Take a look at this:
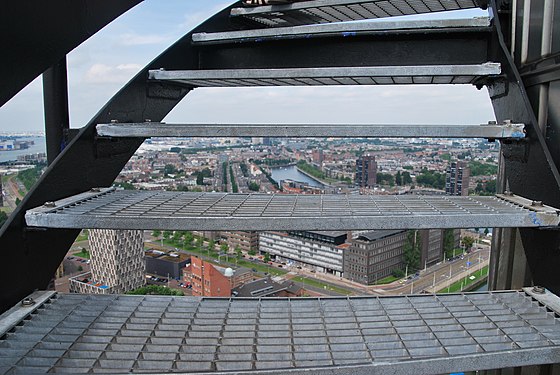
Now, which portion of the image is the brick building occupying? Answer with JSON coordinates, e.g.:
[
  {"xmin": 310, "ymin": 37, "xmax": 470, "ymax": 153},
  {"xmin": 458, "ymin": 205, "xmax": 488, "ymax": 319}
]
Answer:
[
  {"xmin": 445, "ymin": 161, "xmax": 470, "ymax": 196},
  {"xmin": 185, "ymin": 257, "xmax": 232, "ymax": 297},
  {"xmin": 355, "ymin": 153, "xmax": 377, "ymax": 188}
]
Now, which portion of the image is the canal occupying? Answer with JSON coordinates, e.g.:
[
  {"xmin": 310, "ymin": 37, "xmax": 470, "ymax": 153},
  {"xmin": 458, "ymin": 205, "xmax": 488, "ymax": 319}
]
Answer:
[{"xmin": 271, "ymin": 166, "xmax": 325, "ymax": 187}]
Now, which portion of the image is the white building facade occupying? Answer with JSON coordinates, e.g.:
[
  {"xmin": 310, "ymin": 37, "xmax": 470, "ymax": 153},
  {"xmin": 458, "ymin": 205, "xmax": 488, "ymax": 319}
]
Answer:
[{"xmin": 259, "ymin": 231, "xmax": 347, "ymax": 276}]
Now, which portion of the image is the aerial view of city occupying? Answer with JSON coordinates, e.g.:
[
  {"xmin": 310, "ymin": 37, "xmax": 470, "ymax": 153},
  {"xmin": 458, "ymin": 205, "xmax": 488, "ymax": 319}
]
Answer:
[{"xmin": 1, "ymin": 1, "xmax": 559, "ymax": 374}]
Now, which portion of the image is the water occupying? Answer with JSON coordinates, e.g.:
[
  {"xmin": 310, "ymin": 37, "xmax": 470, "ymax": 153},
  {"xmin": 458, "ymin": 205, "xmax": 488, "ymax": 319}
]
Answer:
[
  {"xmin": 271, "ymin": 166, "xmax": 324, "ymax": 187},
  {"xmin": 0, "ymin": 137, "xmax": 46, "ymax": 163}
]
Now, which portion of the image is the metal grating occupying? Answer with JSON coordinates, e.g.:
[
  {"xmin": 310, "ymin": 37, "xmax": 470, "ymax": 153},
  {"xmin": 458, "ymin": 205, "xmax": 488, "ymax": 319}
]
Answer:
[
  {"xmin": 24, "ymin": 188, "xmax": 560, "ymax": 231},
  {"xmin": 230, "ymin": 0, "xmax": 484, "ymax": 28},
  {"xmin": 192, "ymin": 17, "xmax": 491, "ymax": 45},
  {"xmin": 1, "ymin": 289, "xmax": 560, "ymax": 374},
  {"xmin": 96, "ymin": 122, "xmax": 525, "ymax": 139},
  {"xmin": 148, "ymin": 64, "xmax": 501, "ymax": 88}
]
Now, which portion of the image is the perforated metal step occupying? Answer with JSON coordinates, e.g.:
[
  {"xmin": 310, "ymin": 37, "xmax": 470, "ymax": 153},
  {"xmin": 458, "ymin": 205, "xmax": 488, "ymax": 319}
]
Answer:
[
  {"xmin": 96, "ymin": 121, "xmax": 525, "ymax": 139},
  {"xmin": 148, "ymin": 64, "xmax": 501, "ymax": 87},
  {"xmin": 192, "ymin": 17, "xmax": 491, "ymax": 45},
  {"xmin": 1, "ymin": 288, "xmax": 560, "ymax": 374},
  {"xmin": 25, "ymin": 188, "xmax": 559, "ymax": 231},
  {"xmin": 231, "ymin": 0, "xmax": 486, "ymax": 28}
]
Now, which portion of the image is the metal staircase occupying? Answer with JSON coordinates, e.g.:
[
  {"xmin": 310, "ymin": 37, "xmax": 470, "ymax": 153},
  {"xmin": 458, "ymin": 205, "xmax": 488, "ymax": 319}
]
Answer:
[{"xmin": 2, "ymin": 0, "xmax": 560, "ymax": 374}]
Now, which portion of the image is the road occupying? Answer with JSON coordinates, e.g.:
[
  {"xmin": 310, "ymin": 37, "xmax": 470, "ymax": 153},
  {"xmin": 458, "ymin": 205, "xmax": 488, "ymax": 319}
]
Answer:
[
  {"xmin": 2, "ymin": 174, "xmax": 25, "ymax": 211},
  {"xmin": 382, "ymin": 247, "xmax": 490, "ymax": 294}
]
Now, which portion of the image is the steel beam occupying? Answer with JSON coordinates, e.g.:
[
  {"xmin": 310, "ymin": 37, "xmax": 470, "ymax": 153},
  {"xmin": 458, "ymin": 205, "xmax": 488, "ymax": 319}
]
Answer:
[
  {"xmin": 43, "ymin": 57, "xmax": 70, "ymax": 165},
  {"xmin": 192, "ymin": 17, "xmax": 492, "ymax": 45},
  {"xmin": 487, "ymin": 0, "xmax": 560, "ymax": 296},
  {"xmin": 24, "ymin": 189, "xmax": 560, "ymax": 231},
  {"xmin": 0, "ymin": 0, "xmax": 142, "ymax": 107},
  {"xmin": 0, "ymin": 4, "xmax": 236, "ymax": 313},
  {"xmin": 96, "ymin": 122, "xmax": 525, "ymax": 139},
  {"xmin": 149, "ymin": 64, "xmax": 501, "ymax": 87}
]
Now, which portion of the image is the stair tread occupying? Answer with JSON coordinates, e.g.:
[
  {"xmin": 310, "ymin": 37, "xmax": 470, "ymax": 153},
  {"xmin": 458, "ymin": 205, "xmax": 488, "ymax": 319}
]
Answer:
[
  {"xmin": 25, "ymin": 188, "xmax": 559, "ymax": 231},
  {"xmin": 96, "ymin": 122, "xmax": 525, "ymax": 139},
  {"xmin": 231, "ymin": 0, "xmax": 485, "ymax": 28},
  {"xmin": 148, "ymin": 64, "xmax": 501, "ymax": 88}
]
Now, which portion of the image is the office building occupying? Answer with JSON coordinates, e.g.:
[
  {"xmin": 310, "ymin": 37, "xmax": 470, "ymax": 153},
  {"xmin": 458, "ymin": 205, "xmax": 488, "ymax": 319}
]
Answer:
[
  {"xmin": 312, "ymin": 149, "xmax": 324, "ymax": 164},
  {"xmin": 344, "ymin": 230, "xmax": 407, "ymax": 285},
  {"xmin": 419, "ymin": 229, "xmax": 444, "ymax": 268},
  {"xmin": 259, "ymin": 231, "xmax": 347, "ymax": 276},
  {"xmin": 226, "ymin": 231, "xmax": 259, "ymax": 254},
  {"xmin": 69, "ymin": 230, "xmax": 145, "ymax": 294},
  {"xmin": 445, "ymin": 161, "xmax": 470, "ymax": 196},
  {"xmin": 145, "ymin": 249, "xmax": 190, "ymax": 279},
  {"xmin": 355, "ymin": 153, "xmax": 377, "ymax": 188}
]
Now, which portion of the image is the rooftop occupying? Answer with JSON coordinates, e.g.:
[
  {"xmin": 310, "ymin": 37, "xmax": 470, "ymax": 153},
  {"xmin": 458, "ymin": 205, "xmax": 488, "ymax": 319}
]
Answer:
[{"xmin": 356, "ymin": 230, "xmax": 407, "ymax": 242}]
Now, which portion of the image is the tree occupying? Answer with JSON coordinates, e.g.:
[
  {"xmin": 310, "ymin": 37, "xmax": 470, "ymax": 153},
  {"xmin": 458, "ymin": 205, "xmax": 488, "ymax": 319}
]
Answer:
[
  {"xmin": 0, "ymin": 211, "xmax": 8, "ymax": 228},
  {"xmin": 403, "ymin": 230, "xmax": 421, "ymax": 272},
  {"xmin": 376, "ymin": 172, "xmax": 394, "ymax": 186},
  {"xmin": 15, "ymin": 198, "xmax": 21, "ymax": 206},
  {"xmin": 484, "ymin": 228, "xmax": 490, "ymax": 236},
  {"xmin": 220, "ymin": 243, "xmax": 229, "ymax": 254},
  {"xmin": 235, "ymin": 246, "xmax": 242, "ymax": 258},
  {"xmin": 443, "ymin": 229, "xmax": 455, "ymax": 254},
  {"xmin": 462, "ymin": 236, "xmax": 475, "ymax": 251},
  {"xmin": 77, "ymin": 265, "xmax": 83, "ymax": 272},
  {"xmin": 172, "ymin": 231, "xmax": 182, "ymax": 243},
  {"xmin": 163, "ymin": 164, "xmax": 177, "ymax": 176},
  {"xmin": 402, "ymin": 171, "xmax": 413, "ymax": 185},
  {"xmin": 162, "ymin": 231, "xmax": 172, "ymax": 241},
  {"xmin": 263, "ymin": 253, "xmax": 271, "ymax": 262},
  {"xmin": 248, "ymin": 249, "xmax": 257, "ymax": 256},
  {"xmin": 248, "ymin": 182, "xmax": 260, "ymax": 192},
  {"xmin": 207, "ymin": 239, "xmax": 215, "ymax": 252},
  {"xmin": 395, "ymin": 171, "xmax": 402, "ymax": 186},
  {"xmin": 196, "ymin": 173, "xmax": 204, "ymax": 185}
]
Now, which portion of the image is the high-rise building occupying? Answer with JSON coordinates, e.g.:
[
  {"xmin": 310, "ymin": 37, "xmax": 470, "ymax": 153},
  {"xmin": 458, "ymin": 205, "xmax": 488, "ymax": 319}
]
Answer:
[
  {"xmin": 69, "ymin": 230, "xmax": 145, "ymax": 294},
  {"xmin": 445, "ymin": 161, "xmax": 470, "ymax": 196},
  {"xmin": 226, "ymin": 231, "xmax": 259, "ymax": 254},
  {"xmin": 355, "ymin": 154, "xmax": 377, "ymax": 188},
  {"xmin": 344, "ymin": 230, "xmax": 407, "ymax": 285},
  {"xmin": 419, "ymin": 229, "xmax": 444, "ymax": 268},
  {"xmin": 312, "ymin": 149, "xmax": 324, "ymax": 164}
]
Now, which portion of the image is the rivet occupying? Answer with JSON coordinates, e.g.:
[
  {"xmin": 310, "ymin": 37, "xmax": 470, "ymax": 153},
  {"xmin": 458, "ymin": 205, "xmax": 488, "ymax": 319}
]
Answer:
[
  {"xmin": 21, "ymin": 297, "xmax": 35, "ymax": 307},
  {"xmin": 531, "ymin": 201, "xmax": 543, "ymax": 207},
  {"xmin": 503, "ymin": 191, "xmax": 514, "ymax": 196},
  {"xmin": 532, "ymin": 286, "xmax": 546, "ymax": 294},
  {"xmin": 90, "ymin": 188, "xmax": 101, "ymax": 193},
  {"xmin": 44, "ymin": 202, "xmax": 56, "ymax": 208}
]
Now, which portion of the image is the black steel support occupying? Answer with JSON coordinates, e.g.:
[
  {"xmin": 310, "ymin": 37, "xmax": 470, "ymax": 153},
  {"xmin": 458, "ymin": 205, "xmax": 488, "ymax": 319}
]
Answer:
[
  {"xmin": 488, "ymin": 0, "xmax": 560, "ymax": 295},
  {"xmin": 0, "ymin": 4, "xmax": 234, "ymax": 313},
  {"xmin": 43, "ymin": 57, "xmax": 70, "ymax": 165},
  {"xmin": 196, "ymin": 31, "xmax": 492, "ymax": 70},
  {"xmin": 0, "ymin": 0, "xmax": 143, "ymax": 107}
]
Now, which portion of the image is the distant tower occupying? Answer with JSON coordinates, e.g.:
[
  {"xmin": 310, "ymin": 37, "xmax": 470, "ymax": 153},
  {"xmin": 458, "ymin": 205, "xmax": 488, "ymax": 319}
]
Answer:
[
  {"xmin": 312, "ymin": 149, "xmax": 324, "ymax": 165},
  {"xmin": 445, "ymin": 161, "xmax": 470, "ymax": 196},
  {"xmin": 355, "ymin": 154, "xmax": 377, "ymax": 188},
  {"xmin": 69, "ymin": 230, "xmax": 145, "ymax": 294}
]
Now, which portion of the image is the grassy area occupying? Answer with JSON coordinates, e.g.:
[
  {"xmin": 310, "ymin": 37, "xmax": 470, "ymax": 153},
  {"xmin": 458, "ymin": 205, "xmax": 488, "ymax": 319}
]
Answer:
[
  {"xmin": 376, "ymin": 275, "xmax": 400, "ymax": 285},
  {"xmin": 445, "ymin": 248, "xmax": 464, "ymax": 259},
  {"xmin": 74, "ymin": 249, "xmax": 90, "ymax": 259},
  {"xmin": 159, "ymin": 239, "xmax": 288, "ymax": 276},
  {"xmin": 75, "ymin": 230, "xmax": 89, "ymax": 242},
  {"xmin": 292, "ymin": 276, "xmax": 353, "ymax": 295},
  {"xmin": 438, "ymin": 265, "xmax": 488, "ymax": 293}
]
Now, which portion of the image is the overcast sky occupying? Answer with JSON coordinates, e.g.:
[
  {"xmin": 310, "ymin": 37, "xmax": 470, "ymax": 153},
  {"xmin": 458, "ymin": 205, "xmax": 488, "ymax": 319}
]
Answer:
[{"xmin": 0, "ymin": 1, "xmax": 495, "ymax": 132}]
